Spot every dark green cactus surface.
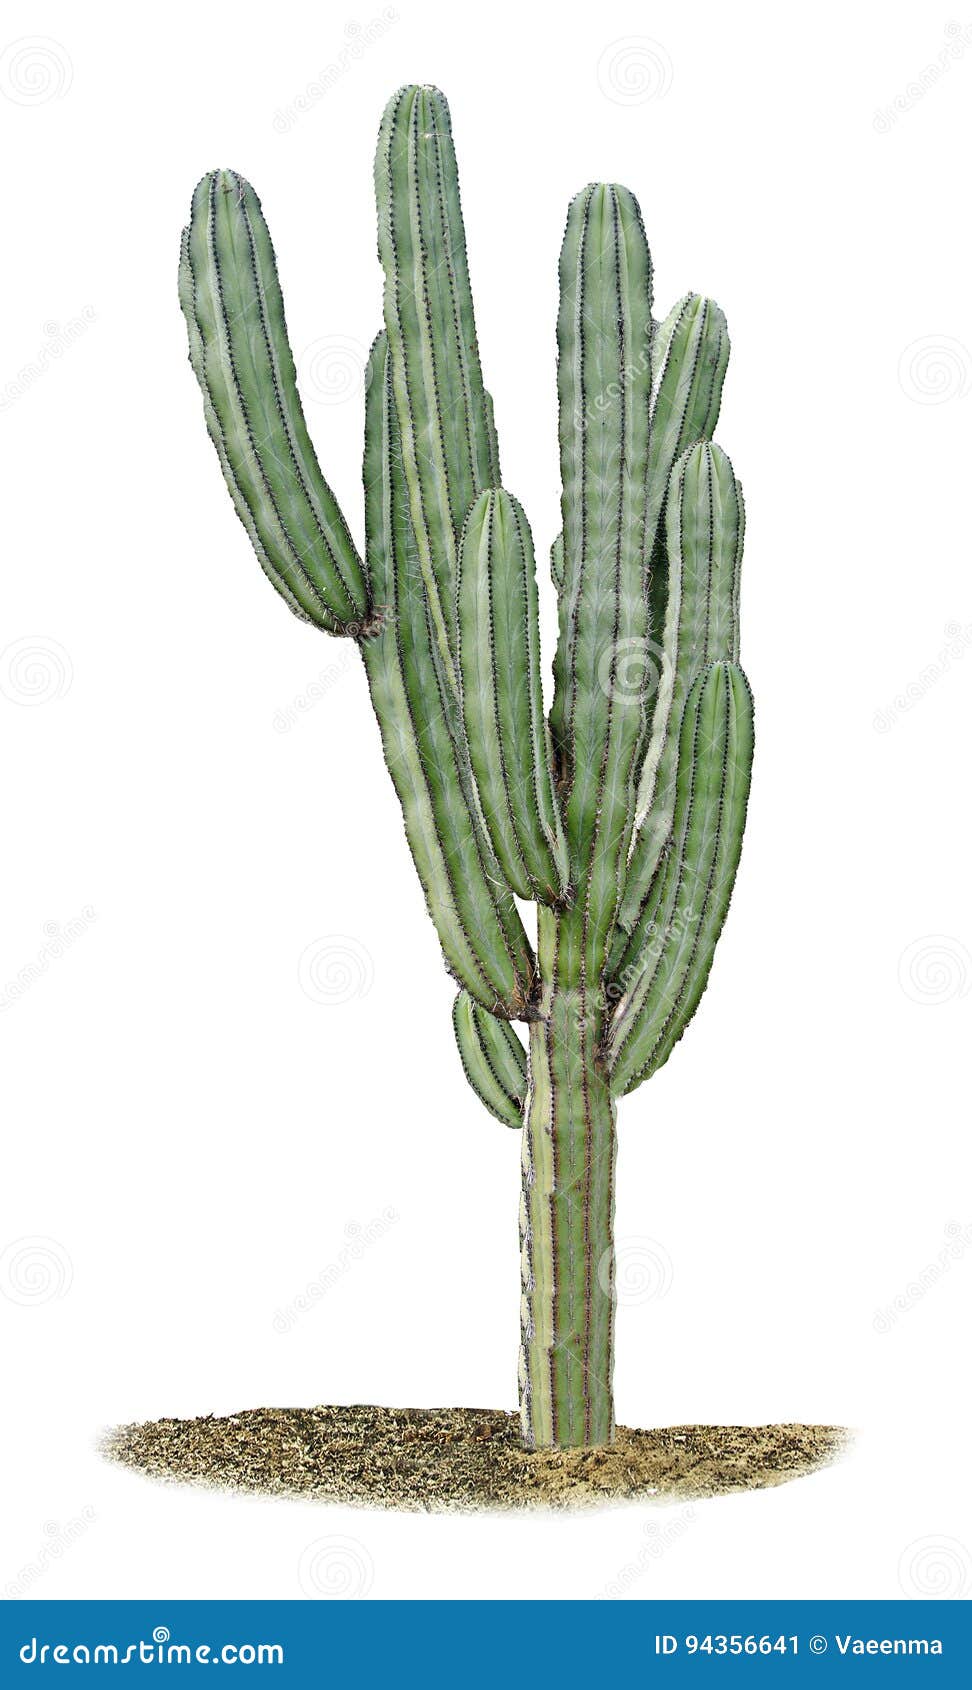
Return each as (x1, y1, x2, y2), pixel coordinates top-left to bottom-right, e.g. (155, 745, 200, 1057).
(179, 87, 754, 1450)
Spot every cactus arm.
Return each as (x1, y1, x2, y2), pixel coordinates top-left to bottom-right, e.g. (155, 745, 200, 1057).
(452, 990, 527, 1127)
(607, 660, 753, 1096)
(457, 490, 569, 905)
(178, 231, 313, 626)
(617, 442, 744, 943)
(643, 294, 729, 571)
(375, 85, 496, 675)
(180, 171, 369, 633)
(551, 184, 653, 986)
(361, 335, 534, 1015)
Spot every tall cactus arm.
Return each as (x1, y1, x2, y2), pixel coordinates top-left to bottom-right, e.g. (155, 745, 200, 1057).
(360, 335, 534, 1016)
(457, 490, 569, 905)
(179, 171, 369, 634)
(617, 441, 744, 944)
(452, 990, 527, 1128)
(644, 294, 729, 570)
(550, 184, 653, 988)
(375, 85, 497, 675)
(606, 660, 753, 1096)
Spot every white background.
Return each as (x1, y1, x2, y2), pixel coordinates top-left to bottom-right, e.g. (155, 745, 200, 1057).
(2, 0, 970, 1603)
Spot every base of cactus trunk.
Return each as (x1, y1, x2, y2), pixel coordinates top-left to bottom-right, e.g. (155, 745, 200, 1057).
(102, 1407, 848, 1513)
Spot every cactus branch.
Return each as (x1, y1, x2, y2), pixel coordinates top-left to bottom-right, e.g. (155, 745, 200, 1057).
(452, 990, 527, 1127)
(457, 490, 569, 906)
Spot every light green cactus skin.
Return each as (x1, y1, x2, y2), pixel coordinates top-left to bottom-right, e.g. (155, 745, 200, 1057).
(179, 86, 754, 1450)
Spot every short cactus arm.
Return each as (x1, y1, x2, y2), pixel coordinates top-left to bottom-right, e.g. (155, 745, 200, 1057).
(361, 334, 534, 1015)
(607, 659, 753, 1096)
(375, 85, 497, 674)
(550, 184, 653, 983)
(452, 990, 527, 1128)
(618, 441, 744, 942)
(179, 171, 369, 633)
(457, 490, 569, 905)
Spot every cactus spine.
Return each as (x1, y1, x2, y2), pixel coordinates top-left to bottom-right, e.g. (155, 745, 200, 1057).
(179, 87, 754, 1450)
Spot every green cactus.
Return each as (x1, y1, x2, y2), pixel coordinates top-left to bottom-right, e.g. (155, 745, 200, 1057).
(179, 86, 754, 1451)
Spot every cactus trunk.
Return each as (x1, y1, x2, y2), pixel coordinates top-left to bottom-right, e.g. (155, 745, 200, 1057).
(519, 908, 617, 1447)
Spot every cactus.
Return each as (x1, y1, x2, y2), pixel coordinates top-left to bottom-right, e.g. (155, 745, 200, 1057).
(179, 86, 754, 1451)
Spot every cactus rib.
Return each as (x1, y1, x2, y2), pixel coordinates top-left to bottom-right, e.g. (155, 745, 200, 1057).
(457, 490, 569, 905)
(452, 990, 527, 1127)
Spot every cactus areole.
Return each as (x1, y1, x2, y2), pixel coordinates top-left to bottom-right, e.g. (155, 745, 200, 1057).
(179, 86, 754, 1451)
